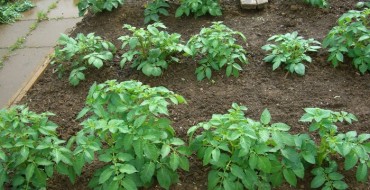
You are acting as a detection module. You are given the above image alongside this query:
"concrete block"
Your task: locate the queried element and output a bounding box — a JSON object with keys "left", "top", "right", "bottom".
{"left": 240, "top": 0, "right": 257, "bottom": 9}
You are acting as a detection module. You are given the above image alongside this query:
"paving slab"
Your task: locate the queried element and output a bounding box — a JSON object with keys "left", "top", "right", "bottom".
{"left": 0, "top": 47, "right": 51, "bottom": 108}
{"left": 21, "top": 0, "right": 56, "bottom": 20}
{"left": 0, "top": 20, "right": 34, "bottom": 48}
{"left": 24, "top": 18, "right": 82, "bottom": 47}
{"left": 48, "top": 0, "right": 80, "bottom": 19}
{"left": 0, "top": 49, "right": 8, "bottom": 58}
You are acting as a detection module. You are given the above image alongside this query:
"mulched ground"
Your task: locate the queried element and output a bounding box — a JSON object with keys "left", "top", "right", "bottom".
{"left": 19, "top": 0, "right": 370, "bottom": 189}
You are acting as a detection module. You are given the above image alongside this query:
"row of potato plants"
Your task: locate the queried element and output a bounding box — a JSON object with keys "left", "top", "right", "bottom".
{"left": 76, "top": 0, "right": 331, "bottom": 23}
{"left": 0, "top": 80, "right": 369, "bottom": 190}
{"left": 52, "top": 6, "right": 369, "bottom": 86}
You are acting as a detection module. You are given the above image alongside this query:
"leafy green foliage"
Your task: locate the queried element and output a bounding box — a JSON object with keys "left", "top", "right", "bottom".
{"left": 0, "top": 0, "right": 34, "bottom": 24}
{"left": 51, "top": 33, "right": 116, "bottom": 86}
{"left": 0, "top": 105, "right": 75, "bottom": 189}
{"left": 188, "top": 103, "right": 307, "bottom": 189}
{"left": 311, "top": 162, "right": 348, "bottom": 190}
{"left": 119, "top": 23, "right": 184, "bottom": 77}
{"left": 77, "top": 0, "right": 124, "bottom": 16}
{"left": 186, "top": 22, "right": 248, "bottom": 80}
{"left": 262, "top": 31, "right": 321, "bottom": 76}
{"left": 355, "top": 1, "right": 370, "bottom": 9}
{"left": 323, "top": 8, "right": 370, "bottom": 74}
{"left": 144, "top": 0, "right": 169, "bottom": 24}
{"left": 175, "top": 0, "right": 221, "bottom": 17}
{"left": 300, "top": 108, "right": 370, "bottom": 188}
{"left": 303, "top": 0, "right": 328, "bottom": 8}
{"left": 189, "top": 104, "right": 369, "bottom": 190}
{"left": 74, "top": 80, "right": 189, "bottom": 190}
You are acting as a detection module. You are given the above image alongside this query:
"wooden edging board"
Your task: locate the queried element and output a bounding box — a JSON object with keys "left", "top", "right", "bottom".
{"left": 6, "top": 49, "right": 54, "bottom": 107}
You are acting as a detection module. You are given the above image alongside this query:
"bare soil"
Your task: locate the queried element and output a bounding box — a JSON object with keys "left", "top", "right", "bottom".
{"left": 19, "top": 0, "right": 370, "bottom": 189}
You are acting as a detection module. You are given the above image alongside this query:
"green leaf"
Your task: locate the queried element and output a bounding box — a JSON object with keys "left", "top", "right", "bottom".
{"left": 260, "top": 109, "right": 271, "bottom": 124}
{"left": 223, "top": 179, "right": 233, "bottom": 190}
{"left": 170, "top": 138, "right": 185, "bottom": 146}
{"left": 208, "top": 170, "right": 220, "bottom": 189}
{"left": 170, "top": 153, "right": 180, "bottom": 171}
{"left": 294, "top": 63, "right": 305, "bottom": 75}
{"left": 333, "top": 181, "right": 348, "bottom": 190}
{"left": 271, "top": 123, "right": 290, "bottom": 131}
{"left": 283, "top": 168, "right": 297, "bottom": 187}
{"left": 25, "top": 163, "right": 36, "bottom": 181}
{"left": 33, "top": 168, "right": 47, "bottom": 187}
{"left": 205, "top": 67, "right": 212, "bottom": 79}
{"left": 211, "top": 148, "right": 221, "bottom": 162}
{"left": 117, "top": 153, "right": 134, "bottom": 162}
{"left": 179, "top": 156, "right": 189, "bottom": 171}
{"left": 257, "top": 156, "right": 271, "bottom": 173}
{"left": 73, "top": 154, "right": 85, "bottom": 176}
{"left": 119, "top": 164, "right": 138, "bottom": 174}
{"left": 0, "top": 151, "right": 6, "bottom": 161}
{"left": 20, "top": 146, "right": 29, "bottom": 160}
{"left": 140, "top": 162, "right": 155, "bottom": 183}
{"left": 249, "top": 154, "right": 258, "bottom": 169}
{"left": 270, "top": 172, "right": 283, "bottom": 187}
{"left": 328, "top": 172, "right": 344, "bottom": 180}
{"left": 226, "top": 65, "right": 232, "bottom": 77}
{"left": 336, "top": 52, "right": 344, "bottom": 62}
{"left": 311, "top": 174, "right": 325, "bottom": 188}
{"left": 99, "top": 167, "right": 113, "bottom": 184}
{"left": 35, "top": 157, "right": 53, "bottom": 166}
{"left": 230, "top": 164, "right": 245, "bottom": 179}
{"left": 157, "top": 167, "right": 171, "bottom": 190}
{"left": 344, "top": 153, "right": 358, "bottom": 170}
{"left": 122, "top": 178, "right": 138, "bottom": 190}
{"left": 134, "top": 115, "right": 147, "bottom": 127}
{"left": 356, "top": 163, "right": 368, "bottom": 182}
{"left": 143, "top": 143, "right": 159, "bottom": 160}
{"left": 12, "top": 175, "right": 25, "bottom": 187}
{"left": 161, "top": 144, "right": 171, "bottom": 158}
{"left": 98, "top": 153, "right": 112, "bottom": 162}
{"left": 302, "top": 151, "right": 316, "bottom": 164}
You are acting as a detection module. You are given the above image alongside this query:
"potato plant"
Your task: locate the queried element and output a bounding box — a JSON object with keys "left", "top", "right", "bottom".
{"left": 144, "top": 0, "right": 169, "bottom": 24}
{"left": 0, "top": 106, "right": 75, "bottom": 189}
{"left": 74, "top": 80, "right": 190, "bottom": 190}
{"left": 262, "top": 31, "right": 321, "bottom": 76}
{"left": 51, "top": 33, "right": 116, "bottom": 86}
{"left": 188, "top": 103, "right": 307, "bottom": 189}
{"left": 175, "top": 0, "right": 222, "bottom": 17}
{"left": 186, "top": 22, "right": 248, "bottom": 80}
{"left": 323, "top": 8, "right": 370, "bottom": 74}
{"left": 300, "top": 108, "right": 369, "bottom": 189}
{"left": 119, "top": 23, "right": 184, "bottom": 77}
{"left": 77, "top": 0, "right": 124, "bottom": 16}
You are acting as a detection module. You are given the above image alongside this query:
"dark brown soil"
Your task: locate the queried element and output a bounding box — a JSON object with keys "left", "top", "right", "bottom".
{"left": 19, "top": 0, "right": 370, "bottom": 189}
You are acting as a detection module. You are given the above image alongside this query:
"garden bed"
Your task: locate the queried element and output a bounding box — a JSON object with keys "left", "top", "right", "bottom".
{"left": 19, "top": 0, "right": 370, "bottom": 189}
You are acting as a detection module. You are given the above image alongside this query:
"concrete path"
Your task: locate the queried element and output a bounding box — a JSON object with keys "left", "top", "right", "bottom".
{"left": 0, "top": 0, "right": 82, "bottom": 108}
